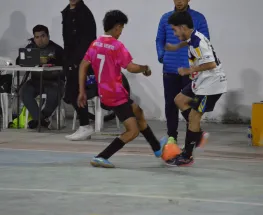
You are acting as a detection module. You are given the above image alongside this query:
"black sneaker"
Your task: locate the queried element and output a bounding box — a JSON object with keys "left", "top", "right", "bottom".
{"left": 165, "top": 153, "right": 194, "bottom": 167}
{"left": 41, "top": 119, "right": 52, "bottom": 129}
{"left": 28, "top": 119, "right": 51, "bottom": 129}
{"left": 28, "top": 120, "right": 38, "bottom": 129}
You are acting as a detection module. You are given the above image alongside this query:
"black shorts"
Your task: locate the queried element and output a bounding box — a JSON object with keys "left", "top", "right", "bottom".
{"left": 181, "top": 82, "right": 195, "bottom": 98}
{"left": 181, "top": 83, "right": 222, "bottom": 113}
{"left": 189, "top": 94, "right": 222, "bottom": 113}
{"left": 102, "top": 99, "right": 135, "bottom": 122}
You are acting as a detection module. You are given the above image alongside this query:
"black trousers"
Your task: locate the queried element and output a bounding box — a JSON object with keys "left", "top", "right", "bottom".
{"left": 163, "top": 73, "right": 191, "bottom": 140}
{"left": 20, "top": 79, "right": 64, "bottom": 121}
{"left": 64, "top": 65, "right": 91, "bottom": 126}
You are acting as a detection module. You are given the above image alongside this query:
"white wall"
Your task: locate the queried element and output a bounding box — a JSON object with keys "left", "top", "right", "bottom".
{"left": 0, "top": 0, "right": 262, "bottom": 122}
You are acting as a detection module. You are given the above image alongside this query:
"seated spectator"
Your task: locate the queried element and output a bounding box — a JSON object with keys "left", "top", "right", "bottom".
{"left": 17, "top": 25, "right": 64, "bottom": 129}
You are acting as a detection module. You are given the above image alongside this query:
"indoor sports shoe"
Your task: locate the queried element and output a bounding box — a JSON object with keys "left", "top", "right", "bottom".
{"left": 90, "top": 157, "right": 115, "bottom": 168}
{"left": 154, "top": 136, "right": 168, "bottom": 157}
{"left": 196, "top": 132, "right": 210, "bottom": 148}
{"left": 165, "top": 153, "right": 194, "bottom": 167}
{"left": 66, "top": 125, "right": 94, "bottom": 141}
{"left": 168, "top": 136, "right": 176, "bottom": 144}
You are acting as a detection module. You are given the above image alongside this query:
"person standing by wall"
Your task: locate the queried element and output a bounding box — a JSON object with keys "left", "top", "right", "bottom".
{"left": 62, "top": 0, "right": 97, "bottom": 141}
{"left": 156, "top": 0, "right": 210, "bottom": 142}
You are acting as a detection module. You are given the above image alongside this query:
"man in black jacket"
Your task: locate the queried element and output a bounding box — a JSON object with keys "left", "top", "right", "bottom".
{"left": 18, "top": 25, "right": 64, "bottom": 129}
{"left": 62, "top": 0, "right": 97, "bottom": 141}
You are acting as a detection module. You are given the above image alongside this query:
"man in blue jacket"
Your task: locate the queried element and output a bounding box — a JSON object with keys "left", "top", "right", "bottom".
{"left": 156, "top": 0, "right": 210, "bottom": 142}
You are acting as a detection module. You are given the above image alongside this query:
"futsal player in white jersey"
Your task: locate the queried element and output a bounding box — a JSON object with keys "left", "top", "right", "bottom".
{"left": 166, "top": 11, "right": 227, "bottom": 166}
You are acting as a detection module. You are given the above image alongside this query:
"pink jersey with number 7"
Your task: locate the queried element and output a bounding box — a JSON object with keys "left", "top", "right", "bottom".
{"left": 83, "top": 35, "right": 133, "bottom": 107}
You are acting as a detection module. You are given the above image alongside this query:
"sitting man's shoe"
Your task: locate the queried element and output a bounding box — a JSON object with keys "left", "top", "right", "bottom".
{"left": 28, "top": 119, "right": 52, "bottom": 130}
{"left": 28, "top": 120, "right": 38, "bottom": 129}
{"left": 65, "top": 125, "right": 94, "bottom": 141}
{"left": 41, "top": 118, "right": 52, "bottom": 129}
{"left": 165, "top": 152, "right": 194, "bottom": 167}
{"left": 90, "top": 157, "right": 115, "bottom": 168}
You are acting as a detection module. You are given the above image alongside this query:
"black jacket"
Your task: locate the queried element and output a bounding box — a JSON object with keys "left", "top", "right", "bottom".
{"left": 16, "top": 38, "right": 64, "bottom": 82}
{"left": 62, "top": 0, "right": 97, "bottom": 66}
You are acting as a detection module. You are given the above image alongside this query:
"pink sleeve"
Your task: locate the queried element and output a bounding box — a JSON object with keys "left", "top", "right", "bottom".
{"left": 116, "top": 44, "right": 133, "bottom": 69}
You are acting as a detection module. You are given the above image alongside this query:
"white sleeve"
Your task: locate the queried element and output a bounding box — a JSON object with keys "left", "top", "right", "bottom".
{"left": 193, "top": 40, "right": 215, "bottom": 65}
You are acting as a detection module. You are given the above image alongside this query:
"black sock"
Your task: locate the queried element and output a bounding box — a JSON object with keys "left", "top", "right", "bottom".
{"left": 181, "top": 108, "right": 191, "bottom": 122}
{"left": 141, "top": 125, "right": 160, "bottom": 152}
{"left": 184, "top": 129, "right": 203, "bottom": 158}
{"left": 182, "top": 108, "right": 191, "bottom": 131}
{"left": 96, "top": 138, "right": 125, "bottom": 159}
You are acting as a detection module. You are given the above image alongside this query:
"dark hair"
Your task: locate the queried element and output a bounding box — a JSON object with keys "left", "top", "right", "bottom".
{"left": 168, "top": 11, "right": 194, "bottom": 29}
{"left": 103, "top": 10, "right": 128, "bottom": 32}
{"left": 33, "top": 25, "right": 49, "bottom": 36}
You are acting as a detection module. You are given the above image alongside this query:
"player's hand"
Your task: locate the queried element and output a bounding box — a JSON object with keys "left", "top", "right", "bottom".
{"left": 165, "top": 43, "right": 178, "bottom": 51}
{"left": 143, "top": 66, "right": 151, "bottom": 77}
{"left": 77, "top": 92, "right": 87, "bottom": 108}
{"left": 178, "top": 67, "right": 191, "bottom": 76}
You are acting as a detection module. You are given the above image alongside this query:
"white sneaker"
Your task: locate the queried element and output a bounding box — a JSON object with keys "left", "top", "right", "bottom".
{"left": 65, "top": 125, "right": 94, "bottom": 141}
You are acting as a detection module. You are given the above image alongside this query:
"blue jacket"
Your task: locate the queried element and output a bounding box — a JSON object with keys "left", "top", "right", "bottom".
{"left": 156, "top": 7, "right": 210, "bottom": 74}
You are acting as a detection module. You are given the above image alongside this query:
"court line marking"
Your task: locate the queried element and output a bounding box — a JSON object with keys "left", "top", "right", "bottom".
{"left": 0, "top": 187, "right": 263, "bottom": 207}
{"left": 0, "top": 147, "right": 262, "bottom": 163}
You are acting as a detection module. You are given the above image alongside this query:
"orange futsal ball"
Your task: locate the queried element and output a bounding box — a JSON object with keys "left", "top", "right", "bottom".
{"left": 161, "top": 143, "right": 181, "bottom": 161}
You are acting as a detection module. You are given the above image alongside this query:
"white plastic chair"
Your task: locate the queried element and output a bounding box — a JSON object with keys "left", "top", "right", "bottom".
{"left": 24, "top": 94, "right": 66, "bottom": 129}
{"left": 0, "top": 57, "right": 15, "bottom": 129}
{"left": 72, "top": 96, "right": 120, "bottom": 132}
{"left": 0, "top": 93, "right": 12, "bottom": 129}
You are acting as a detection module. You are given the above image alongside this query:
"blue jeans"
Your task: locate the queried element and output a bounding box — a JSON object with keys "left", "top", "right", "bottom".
{"left": 163, "top": 72, "right": 191, "bottom": 140}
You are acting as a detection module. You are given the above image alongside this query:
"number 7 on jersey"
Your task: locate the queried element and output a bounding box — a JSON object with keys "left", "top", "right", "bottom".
{"left": 97, "top": 54, "right": 105, "bottom": 83}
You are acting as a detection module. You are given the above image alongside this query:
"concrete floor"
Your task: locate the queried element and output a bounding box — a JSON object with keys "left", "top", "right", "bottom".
{"left": 0, "top": 121, "right": 263, "bottom": 215}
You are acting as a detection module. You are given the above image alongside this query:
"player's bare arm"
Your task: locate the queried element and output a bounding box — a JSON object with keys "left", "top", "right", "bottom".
{"left": 126, "top": 63, "right": 151, "bottom": 76}
{"left": 78, "top": 59, "right": 90, "bottom": 108}
{"left": 165, "top": 41, "right": 188, "bottom": 51}
{"left": 190, "top": 62, "right": 217, "bottom": 73}
{"left": 178, "top": 62, "right": 216, "bottom": 76}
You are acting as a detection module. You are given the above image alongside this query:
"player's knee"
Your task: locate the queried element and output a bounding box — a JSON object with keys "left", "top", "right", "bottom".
{"left": 127, "top": 127, "right": 140, "bottom": 141}
{"left": 135, "top": 106, "right": 147, "bottom": 130}
{"left": 122, "top": 117, "right": 140, "bottom": 142}
{"left": 174, "top": 93, "right": 186, "bottom": 109}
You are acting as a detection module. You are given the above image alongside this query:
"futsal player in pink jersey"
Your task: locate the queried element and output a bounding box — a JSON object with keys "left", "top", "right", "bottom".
{"left": 78, "top": 10, "right": 166, "bottom": 168}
